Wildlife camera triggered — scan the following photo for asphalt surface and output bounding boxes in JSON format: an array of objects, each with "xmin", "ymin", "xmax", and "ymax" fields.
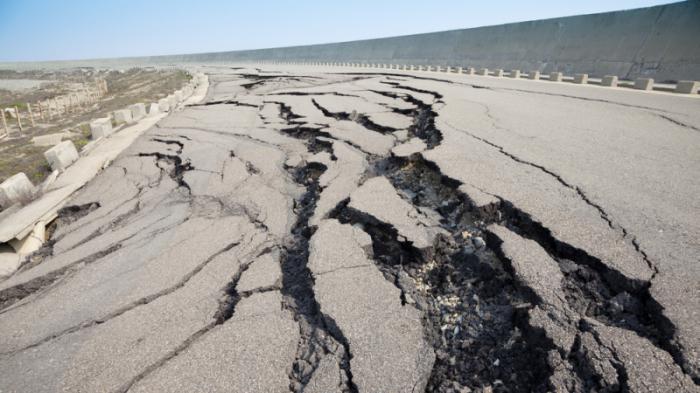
[{"xmin": 0, "ymin": 65, "xmax": 698, "ymax": 392}]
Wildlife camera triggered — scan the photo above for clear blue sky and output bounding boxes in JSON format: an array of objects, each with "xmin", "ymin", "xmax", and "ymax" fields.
[{"xmin": 0, "ymin": 0, "xmax": 672, "ymax": 62}]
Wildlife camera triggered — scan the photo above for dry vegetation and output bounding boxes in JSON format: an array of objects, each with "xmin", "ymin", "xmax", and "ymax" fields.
[{"xmin": 0, "ymin": 68, "xmax": 190, "ymax": 184}]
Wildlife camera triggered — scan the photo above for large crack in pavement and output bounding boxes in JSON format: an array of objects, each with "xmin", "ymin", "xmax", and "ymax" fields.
[{"xmin": 278, "ymin": 114, "xmax": 358, "ymax": 392}]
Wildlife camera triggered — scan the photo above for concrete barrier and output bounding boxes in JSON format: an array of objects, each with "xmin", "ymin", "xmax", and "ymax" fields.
[
  {"xmin": 167, "ymin": 95, "xmax": 178, "ymax": 110},
  {"xmin": 494, "ymin": 69, "xmax": 504, "ymax": 77},
  {"xmin": 148, "ymin": 102, "xmax": 160, "ymax": 115},
  {"xmin": 457, "ymin": 67, "xmax": 463, "ymax": 74},
  {"xmin": 158, "ymin": 98, "xmax": 170, "ymax": 112},
  {"xmin": 478, "ymin": 68, "xmax": 489, "ymax": 76},
  {"xmin": 550, "ymin": 72, "xmax": 563, "ymax": 82},
  {"xmin": 675, "ymin": 80, "xmax": 699, "ymax": 94},
  {"xmin": 634, "ymin": 77, "xmax": 654, "ymax": 90},
  {"xmin": 89, "ymin": 118, "xmax": 113, "ymax": 139},
  {"xmin": 602, "ymin": 75, "xmax": 618, "ymax": 87},
  {"xmin": 129, "ymin": 103, "xmax": 147, "ymax": 120},
  {"xmin": 112, "ymin": 109, "xmax": 133, "ymax": 124},
  {"xmin": 529, "ymin": 71, "xmax": 541, "ymax": 80},
  {"xmin": 574, "ymin": 73, "xmax": 589, "ymax": 84},
  {"xmin": 464, "ymin": 67, "xmax": 475, "ymax": 75},
  {"xmin": 510, "ymin": 70, "xmax": 521, "ymax": 78},
  {"xmin": 0, "ymin": 173, "xmax": 35, "ymax": 208},
  {"xmin": 44, "ymin": 140, "xmax": 79, "ymax": 171}
]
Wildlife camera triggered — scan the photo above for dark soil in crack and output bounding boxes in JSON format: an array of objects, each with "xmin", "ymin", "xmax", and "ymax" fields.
[
  {"xmin": 330, "ymin": 156, "xmax": 556, "ymax": 393},
  {"xmin": 137, "ymin": 152, "xmax": 193, "ymax": 192},
  {"xmin": 272, "ymin": 96, "xmax": 360, "ymax": 392}
]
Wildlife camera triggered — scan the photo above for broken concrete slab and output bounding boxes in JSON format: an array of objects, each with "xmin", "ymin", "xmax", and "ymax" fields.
[{"xmin": 44, "ymin": 140, "xmax": 79, "ymax": 171}]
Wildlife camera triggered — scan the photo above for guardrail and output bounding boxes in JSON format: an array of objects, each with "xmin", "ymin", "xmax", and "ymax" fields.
[{"xmin": 241, "ymin": 60, "xmax": 700, "ymax": 95}]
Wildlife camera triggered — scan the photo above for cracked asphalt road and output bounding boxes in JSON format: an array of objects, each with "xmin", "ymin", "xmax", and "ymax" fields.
[{"xmin": 0, "ymin": 65, "xmax": 698, "ymax": 392}]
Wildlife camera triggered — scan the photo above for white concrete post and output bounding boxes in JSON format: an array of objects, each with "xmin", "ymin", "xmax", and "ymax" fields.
[
  {"xmin": 675, "ymin": 80, "xmax": 698, "ymax": 94},
  {"xmin": 549, "ymin": 72, "xmax": 563, "ymax": 82},
  {"xmin": 1, "ymin": 110, "xmax": 7, "ymax": 136},
  {"xmin": 478, "ymin": 68, "xmax": 489, "ymax": 76},
  {"xmin": 38, "ymin": 101, "xmax": 45, "ymax": 120},
  {"xmin": 457, "ymin": 67, "xmax": 463, "ymax": 74},
  {"xmin": 494, "ymin": 69, "xmax": 504, "ymax": 77},
  {"xmin": 510, "ymin": 70, "xmax": 521, "ymax": 78},
  {"xmin": 634, "ymin": 78, "xmax": 654, "ymax": 90},
  {"xmin": 573, "ymin": 74, "xmax": 588, "ymax": 84},
  {"xmin": 465, "ymin": 67, "xmax": 475, "ymax": 75},
  {"xmin": 54, "ymin": 98, "xmax": 60, "ymax": 115},
  {"xmin": 27, "ymin": 103, "xmax": 35, "ymax": 127}
]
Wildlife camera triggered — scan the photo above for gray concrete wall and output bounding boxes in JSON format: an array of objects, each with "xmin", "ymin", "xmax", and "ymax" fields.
[
  {"xmin": 156, "ymin": 1, "xmax": 700, "ymax": 82},
  {"xmin": 2, "ymin": 1, "xmax": 699, "ymax": 81}
]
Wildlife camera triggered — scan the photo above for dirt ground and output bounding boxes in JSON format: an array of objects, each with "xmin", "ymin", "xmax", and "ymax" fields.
[{"xmin": 0, "ymin": 68, "xmax": 190, "ymax": 184}]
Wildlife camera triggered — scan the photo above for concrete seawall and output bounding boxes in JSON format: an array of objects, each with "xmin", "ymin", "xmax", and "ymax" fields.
[
  {"xmin": 154, "ymin": 1, "xmax": 700, "ymax": 82},
  {"xmin": 2, "ymin": 1, "xmax": 699, "ymax": 82}
]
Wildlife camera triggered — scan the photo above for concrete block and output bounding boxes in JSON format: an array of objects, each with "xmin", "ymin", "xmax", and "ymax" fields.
[
  {"xmin": 168, "ymin": 95, "xmax": 178, "ymax": 110},
  {"xmin": 602, "ymin": 75, "xmax": 618, "ymax": 87},
  {"xmin": 493, "ymin": 69, "xmax": 504, "ymax": 77},
  {"xmin": 128, "ymin": 103, "xmax": 147, "ymax": 120},
  {"xmin": 435, "ymin": 66, "xmax": 442, "ymax": 72},
  {"xmin": 464, "ymin": 67, "xmax": 475, "ymax": 75},
  {"xmin": 44, "ymin": 140, "xmax": 79, "ymax": 171},
  {"xmin": 478, "ymin": 68, "xmax": 489, "ymax": 76},
  {"xmin": 174, "ymin": 90, "xmax": 184, "ymax": 101},
  {"xmin": 510, "ymin": 70, "xmax": 521, "ymax": 78},
  {"xmin": 90, "ymin": 118, "xmax": 113, "ymax": 139},
  {"xmin": 112, "ymin": 109, "xmax": 133, "ymax": 124},
  {"xmin": 457, "ymin": 67, "xmax": 463, "ymax": 73},
  {"xmin": 675, "ymin": 80, "xmax": 699, "ymax": 94},
  {"xmin": 573, "ymin": 73, "xmax": 588, "ymax": 84},
  {"xmin": 158, "ymin": 98, "xmax": 170, "ymax": 112},
  {"xmin": 634, "ymin": 78, "xmax": 654, "ymax": 90},
  {"xmin": 0, "ymin": 173, "xmax": 35, "ymax": 208},
  {"xmin": 549, "ymin": 72, "xmax": 563, "ymax": 82},
  {"xmin": 31, "ymin": 133, "xmax": 64, "ymax": 147},
  {"xmin": 529, "ymin": 71, "xmax": 540, "ymax": 80},
  {"xmin": 148, "ymin": 102, "xmax": 160, "ymax": 115},
  {"xmin": 446, "ymin": 67, "xmax": 452, "ymax": 73}
]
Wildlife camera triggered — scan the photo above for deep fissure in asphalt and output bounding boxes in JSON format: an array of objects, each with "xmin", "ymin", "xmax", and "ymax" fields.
[{"xmin": 278, "ymin": 126, "xmax": 358, "ymax": 391}]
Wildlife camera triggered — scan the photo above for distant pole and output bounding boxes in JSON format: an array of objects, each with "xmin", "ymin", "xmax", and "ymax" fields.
[
  {"xmin": 27, "ymin": 103, "xmax": 35, "ymax": 127},
  {"xmin": 38, "ymin": 101, "xmax": 45, "ymax": 120},
  {"xmin": 1, "ymin": 110, "xmax": 8, "ymax": 137},
  {"xmin": 15, "ymin": 106, "xmax": 23, "ymax": 134}
]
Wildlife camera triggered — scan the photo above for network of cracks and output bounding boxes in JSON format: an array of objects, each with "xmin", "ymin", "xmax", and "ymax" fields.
[{"xmin": 4, "ymin": 71, "xmax": 698, "ymax": 393}]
